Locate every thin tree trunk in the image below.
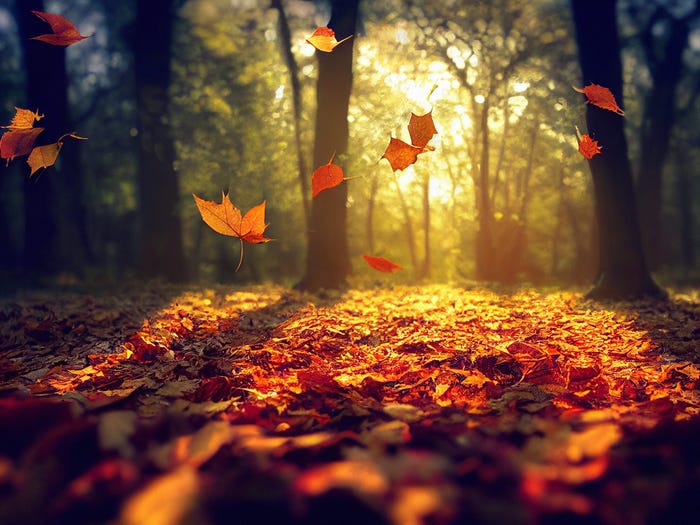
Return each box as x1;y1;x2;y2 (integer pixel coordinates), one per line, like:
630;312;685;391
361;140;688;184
518;121;538;221
676;153;694;269
420;171;430;280
490;102;510;211
366;174;378;254
475;97;493;281
393;172;418;276
272;0;310;228
551;166;566;277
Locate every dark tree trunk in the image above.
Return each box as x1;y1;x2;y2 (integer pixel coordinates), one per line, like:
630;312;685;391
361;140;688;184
16;1;89;277
571;0;664;300
636;7;695;269
135;0;187;281
676;154;694;270
296;0;358;292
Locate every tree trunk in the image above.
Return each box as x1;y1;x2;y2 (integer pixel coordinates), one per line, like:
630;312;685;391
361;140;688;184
393;172;418;276
272;0;310;228
366;174;378;254
16;1;89;277
675;153;694;270
296;0;358;291
135;0;187;281
475;97;494;281
419;172;431;280
636;9;693;269
570;0;664;300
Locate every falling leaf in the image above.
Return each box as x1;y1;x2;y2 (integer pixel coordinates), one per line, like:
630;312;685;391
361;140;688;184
27;132;87;176
30;10;90;47
305;26;352;53
381;137;426;171
0;128;44;163
574;83;625;116
408;110;438;149
1;107;43;130
363;254;402;273
312;153;345;198
578;133;602;160
193;193;270;271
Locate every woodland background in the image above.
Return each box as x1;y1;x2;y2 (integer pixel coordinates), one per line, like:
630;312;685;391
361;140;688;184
0;0;699;290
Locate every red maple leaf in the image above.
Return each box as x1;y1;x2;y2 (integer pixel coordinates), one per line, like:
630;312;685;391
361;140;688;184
30;10;89;46
312;154;345;198
380;137;426;172
574;83;624;116
362;254;402;273
578;133;602;160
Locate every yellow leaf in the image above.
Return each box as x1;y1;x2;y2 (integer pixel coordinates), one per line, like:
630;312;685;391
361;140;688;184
27;141;62;176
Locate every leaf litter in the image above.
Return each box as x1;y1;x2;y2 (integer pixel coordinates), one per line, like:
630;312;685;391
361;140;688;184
0;284;699;524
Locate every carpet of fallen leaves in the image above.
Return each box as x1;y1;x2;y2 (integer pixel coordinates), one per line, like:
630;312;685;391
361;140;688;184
1;283;699;525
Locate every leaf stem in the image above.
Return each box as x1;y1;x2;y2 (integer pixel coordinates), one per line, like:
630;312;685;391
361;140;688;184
235;237;244;272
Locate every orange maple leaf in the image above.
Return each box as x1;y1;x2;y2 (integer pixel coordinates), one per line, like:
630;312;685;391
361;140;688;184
1;107;43;130
381;137;426;172
27;133;87;177
30;10;89;46
574;83;625;116
0;128;44;164
408;110;437;149
193;193;270;271
312;153;345;198
306;27;352;53
362;254;402;273
578;133;602;160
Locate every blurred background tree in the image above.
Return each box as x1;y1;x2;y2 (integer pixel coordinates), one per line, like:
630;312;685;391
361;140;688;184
0;0;697;291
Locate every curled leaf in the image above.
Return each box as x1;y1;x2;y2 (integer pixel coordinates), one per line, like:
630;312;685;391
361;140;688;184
363;254;402;273
306;27;352;53
27;133;87;176
1;107;43;130
574;83;624;116
312;153;345;198
30;10;90;46
578;133;602;160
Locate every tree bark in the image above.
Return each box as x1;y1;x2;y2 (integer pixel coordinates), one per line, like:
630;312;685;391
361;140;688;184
635;7;696;270
16;1;89;277
272;0;310;228
296;0;358;291
570;0;664;300
135;0;187;281
475;97;494;281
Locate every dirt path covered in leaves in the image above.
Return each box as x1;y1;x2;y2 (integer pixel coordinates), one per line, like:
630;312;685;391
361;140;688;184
1;284;699;525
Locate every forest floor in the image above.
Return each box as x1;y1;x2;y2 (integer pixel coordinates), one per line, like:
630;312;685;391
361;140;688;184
0;283;699;525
